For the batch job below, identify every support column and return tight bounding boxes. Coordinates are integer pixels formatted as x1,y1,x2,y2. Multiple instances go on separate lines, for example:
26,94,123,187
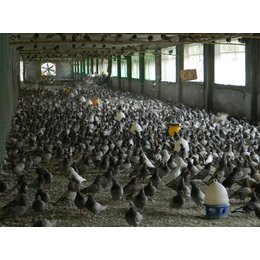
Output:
127,55,132,92
155,44,162,99
117,55,121,90
246,38,258,123
176,44,184,104
139,51,145,94
204,43,214,111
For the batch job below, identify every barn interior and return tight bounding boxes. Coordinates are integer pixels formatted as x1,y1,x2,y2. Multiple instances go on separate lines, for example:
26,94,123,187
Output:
1,4,260,259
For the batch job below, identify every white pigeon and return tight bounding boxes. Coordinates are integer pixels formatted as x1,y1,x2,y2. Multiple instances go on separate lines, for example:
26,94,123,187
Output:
162,149,171,165
174,137,189,158
140,153,155,168
163,158,185,183
66,167,86,187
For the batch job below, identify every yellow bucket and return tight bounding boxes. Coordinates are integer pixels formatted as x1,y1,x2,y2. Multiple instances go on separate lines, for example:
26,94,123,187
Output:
92,98,100,107
169,124,181,137
66,88,71,93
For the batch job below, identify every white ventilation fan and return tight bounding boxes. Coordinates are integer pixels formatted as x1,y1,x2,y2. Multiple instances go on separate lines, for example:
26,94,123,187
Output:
41,62,56,76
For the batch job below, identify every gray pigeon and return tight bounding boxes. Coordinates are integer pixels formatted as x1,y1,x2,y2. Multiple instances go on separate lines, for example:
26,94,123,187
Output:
190,180,205,209
53,179,79,208
144,180,157,202
74,190,87,214
32,195,46,214
0,194,27,222
110,177,124,204
149,169,162,189
85,193,108,219
123,177,137,199
32,218,60,227
0,179,8,196
254,182,260,200
125,202,143,227
169,190,185,215
254,203,260,220
229,178,251,203
191,162,212,181
80,174,102,196
231,192,260,217
133,187,148,212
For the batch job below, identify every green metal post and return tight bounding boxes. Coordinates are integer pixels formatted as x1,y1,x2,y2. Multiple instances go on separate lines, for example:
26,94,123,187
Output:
204,43,214,111
176,44,184,104
139,51,145,94
127,55,131,92
117,55,121,90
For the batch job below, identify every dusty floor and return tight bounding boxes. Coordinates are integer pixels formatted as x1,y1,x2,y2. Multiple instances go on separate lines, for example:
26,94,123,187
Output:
0,157,259,227
1,83,260,227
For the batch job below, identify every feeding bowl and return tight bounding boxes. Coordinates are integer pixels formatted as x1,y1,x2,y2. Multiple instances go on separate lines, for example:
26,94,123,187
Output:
204,179,230,219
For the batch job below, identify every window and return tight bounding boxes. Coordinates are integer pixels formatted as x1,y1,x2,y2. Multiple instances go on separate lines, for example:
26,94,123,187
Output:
161,46,176,82
184,43,203,82
85,59,89,74
93,59,97,74
215,38,245,86
41,62,56,76
20,61,23,81
97,59,108,74
111,58,118,77
132,54,139,79
121,55,127,78
145,50,155,80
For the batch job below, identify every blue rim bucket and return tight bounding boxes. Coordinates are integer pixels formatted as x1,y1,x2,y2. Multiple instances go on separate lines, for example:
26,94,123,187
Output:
204,204,230,219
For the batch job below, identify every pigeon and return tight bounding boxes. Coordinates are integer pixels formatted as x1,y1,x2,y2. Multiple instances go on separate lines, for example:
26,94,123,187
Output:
229,178,251,203
169,190,185,215
187,158,199,177
144,181,157,202
0,194,27,222
191,162,212,181
161,34,172,42
42,167,53,189
149,169,162,189
10,158,24,177
66,167,86,187
60,154,72,176
101,167,113,191
85,193,108,219
125,202,143,227
129,34,137,41
254,182,260,200
53,179,79,208
80,174,102,196
177,177,191,200
78,156,90,175
24,155,33,170
163,158,183,183
74,190,87,214
123,177,137,199
222,167,238,190
32,218,59,227
133,188,148,212
165,167,190,191
0,179,8,196
148,35,153,42
110,177,124,204
190,180,205,209
231,192,260,217
29,167,45,189
138,163,151,181
3,181,27,211
254,203,260,220
32,195,46,214
140,153,155,168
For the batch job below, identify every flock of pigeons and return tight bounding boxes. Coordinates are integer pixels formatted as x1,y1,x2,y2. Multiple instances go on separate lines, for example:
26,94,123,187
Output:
1,78,260,227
